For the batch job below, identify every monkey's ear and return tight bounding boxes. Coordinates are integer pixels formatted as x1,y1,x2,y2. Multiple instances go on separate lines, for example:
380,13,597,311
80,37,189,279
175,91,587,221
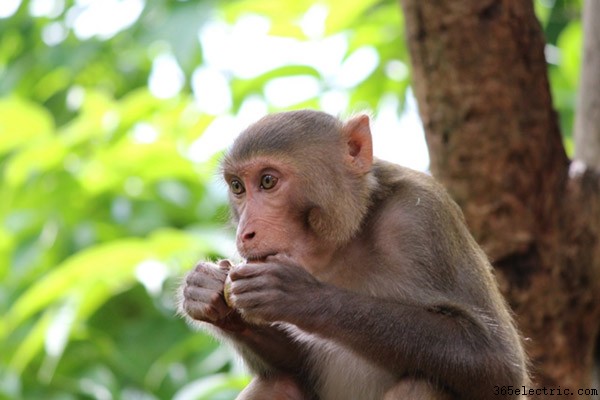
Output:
342,114,373,174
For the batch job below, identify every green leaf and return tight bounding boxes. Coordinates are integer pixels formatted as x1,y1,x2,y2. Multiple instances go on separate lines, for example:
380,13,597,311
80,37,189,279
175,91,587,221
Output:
9,310,53,373
3,239,152,337
2,229,206,349
557,20,582,87
231,65,322,110
4,138,66,186
325,0,382,35
145,334,220,389
221,0,314,25
0,98,54,154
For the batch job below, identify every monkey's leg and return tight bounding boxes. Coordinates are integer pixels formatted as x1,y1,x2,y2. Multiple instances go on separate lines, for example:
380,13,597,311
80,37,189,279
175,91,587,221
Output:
236,375,309,400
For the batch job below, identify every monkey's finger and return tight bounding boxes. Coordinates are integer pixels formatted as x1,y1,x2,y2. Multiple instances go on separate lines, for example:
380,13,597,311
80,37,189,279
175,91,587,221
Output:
184,285,219,302
230,292,264,310
186,268,228,288
184,298,228,323
229,274,275,297
218,259,233,271
184,287,230,316
229,263,266,281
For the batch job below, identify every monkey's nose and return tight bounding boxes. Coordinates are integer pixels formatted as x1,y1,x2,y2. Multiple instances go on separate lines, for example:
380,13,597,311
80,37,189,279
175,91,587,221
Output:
241,231,256,242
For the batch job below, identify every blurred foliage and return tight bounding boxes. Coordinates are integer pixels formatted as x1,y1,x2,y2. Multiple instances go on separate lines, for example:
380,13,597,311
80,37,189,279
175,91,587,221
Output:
0,0,582,399
0,87,244,399
535,0,583,153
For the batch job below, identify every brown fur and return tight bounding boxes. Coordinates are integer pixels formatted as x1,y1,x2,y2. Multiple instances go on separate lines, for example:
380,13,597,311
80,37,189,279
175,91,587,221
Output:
180,110,528,400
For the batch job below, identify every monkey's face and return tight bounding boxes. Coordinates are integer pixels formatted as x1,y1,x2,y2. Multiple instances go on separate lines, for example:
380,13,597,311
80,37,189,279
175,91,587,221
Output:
223,156,326,267
220,111,374,273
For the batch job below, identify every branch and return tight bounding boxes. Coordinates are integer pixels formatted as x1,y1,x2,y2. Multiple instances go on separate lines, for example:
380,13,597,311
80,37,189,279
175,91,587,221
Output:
574,0,600,170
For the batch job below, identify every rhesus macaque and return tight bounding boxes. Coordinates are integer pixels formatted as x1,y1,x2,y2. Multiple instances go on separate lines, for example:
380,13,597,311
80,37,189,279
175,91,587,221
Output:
179,110,528,400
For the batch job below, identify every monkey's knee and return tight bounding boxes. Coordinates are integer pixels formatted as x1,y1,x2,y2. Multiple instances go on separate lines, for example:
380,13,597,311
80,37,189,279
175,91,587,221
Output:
236,375,307,400
383,379,451,400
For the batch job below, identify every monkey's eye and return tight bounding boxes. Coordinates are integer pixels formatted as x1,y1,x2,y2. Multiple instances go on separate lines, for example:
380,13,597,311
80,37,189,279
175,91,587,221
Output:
260,174,278,190
230,179,245,195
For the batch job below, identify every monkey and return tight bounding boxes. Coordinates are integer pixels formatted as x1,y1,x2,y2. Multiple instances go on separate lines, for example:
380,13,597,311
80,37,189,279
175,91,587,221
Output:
179,110,528,400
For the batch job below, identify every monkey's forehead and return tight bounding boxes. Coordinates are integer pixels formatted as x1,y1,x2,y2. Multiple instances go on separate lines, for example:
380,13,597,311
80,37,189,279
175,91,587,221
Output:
221,154,296,176
225,119,342,163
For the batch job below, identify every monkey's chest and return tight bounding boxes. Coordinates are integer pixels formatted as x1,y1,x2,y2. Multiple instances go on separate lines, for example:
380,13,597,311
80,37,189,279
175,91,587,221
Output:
291,328,395,400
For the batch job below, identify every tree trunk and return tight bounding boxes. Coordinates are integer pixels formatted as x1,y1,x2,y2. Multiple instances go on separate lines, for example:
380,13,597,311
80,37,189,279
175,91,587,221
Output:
575,0,600,170
398,0,600,397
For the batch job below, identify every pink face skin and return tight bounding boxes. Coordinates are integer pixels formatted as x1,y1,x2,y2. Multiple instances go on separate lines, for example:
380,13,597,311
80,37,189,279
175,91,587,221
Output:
224,157,336,274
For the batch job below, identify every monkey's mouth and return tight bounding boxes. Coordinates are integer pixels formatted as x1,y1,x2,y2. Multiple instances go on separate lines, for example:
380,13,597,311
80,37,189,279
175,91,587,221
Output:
245,253,277,263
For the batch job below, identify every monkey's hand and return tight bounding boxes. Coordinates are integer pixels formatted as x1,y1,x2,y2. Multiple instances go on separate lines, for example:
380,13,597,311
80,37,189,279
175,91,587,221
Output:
227,255,323,324
181,260,247,332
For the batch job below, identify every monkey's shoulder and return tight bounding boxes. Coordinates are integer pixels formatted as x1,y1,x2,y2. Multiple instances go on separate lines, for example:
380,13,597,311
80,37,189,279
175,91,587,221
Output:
367,160,475,265
371,159,459,215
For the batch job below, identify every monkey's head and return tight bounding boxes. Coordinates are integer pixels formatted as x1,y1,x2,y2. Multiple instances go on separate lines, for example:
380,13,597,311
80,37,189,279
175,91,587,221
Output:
221,110,376,268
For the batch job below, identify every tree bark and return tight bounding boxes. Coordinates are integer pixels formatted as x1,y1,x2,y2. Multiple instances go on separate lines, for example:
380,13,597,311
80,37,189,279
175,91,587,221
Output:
399,0,600,397
574,0,600,170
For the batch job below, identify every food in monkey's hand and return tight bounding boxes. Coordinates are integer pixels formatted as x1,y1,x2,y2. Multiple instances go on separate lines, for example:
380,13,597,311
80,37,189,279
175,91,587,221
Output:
223,274,234,308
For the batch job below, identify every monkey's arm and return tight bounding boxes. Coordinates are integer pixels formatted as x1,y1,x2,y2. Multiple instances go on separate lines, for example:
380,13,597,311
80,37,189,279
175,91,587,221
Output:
214,311,311,376
180,261,311,379
229,262,525,400
306,290,520,400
